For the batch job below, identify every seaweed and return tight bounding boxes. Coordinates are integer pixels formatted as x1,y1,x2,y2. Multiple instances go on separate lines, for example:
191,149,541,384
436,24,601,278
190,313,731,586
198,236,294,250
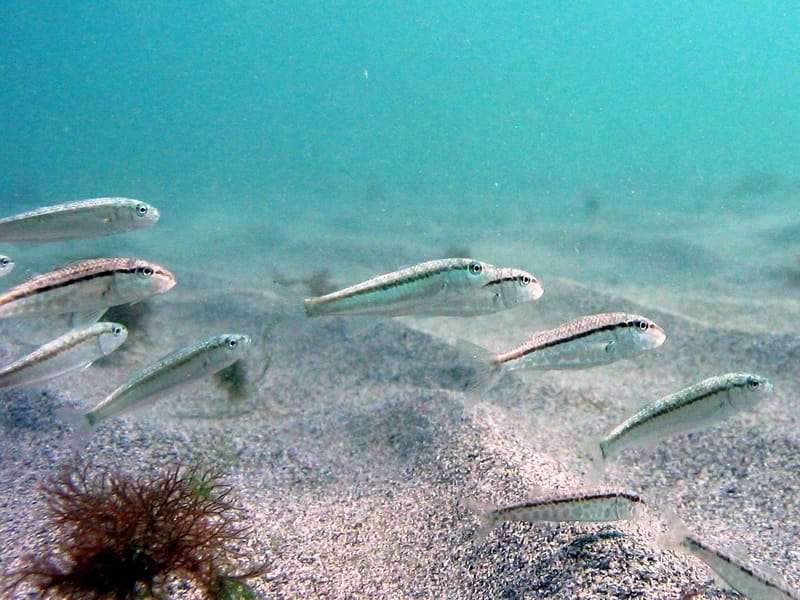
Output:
4,456,266,599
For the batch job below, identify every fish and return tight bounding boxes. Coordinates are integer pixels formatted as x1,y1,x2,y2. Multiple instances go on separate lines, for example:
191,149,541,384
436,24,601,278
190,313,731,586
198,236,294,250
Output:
468,488,645,543
596,373,773,463
462,312,665,391
663,514,799,599
0,322,127,390
303,258,543,317
0,254,13,277
0,198,159,242
81,333,252,428
0,257,176,320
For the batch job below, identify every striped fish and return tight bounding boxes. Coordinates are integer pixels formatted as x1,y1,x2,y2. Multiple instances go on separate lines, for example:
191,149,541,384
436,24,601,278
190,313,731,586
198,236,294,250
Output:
469,488,645,543
0,198,159,242
303,258,543,317
681,534,799,599
82,333,252,427
0,322,127,390
0,254,13,277
463,312,665,391
597,373,772,462
663,515,799,599
0,257,176,319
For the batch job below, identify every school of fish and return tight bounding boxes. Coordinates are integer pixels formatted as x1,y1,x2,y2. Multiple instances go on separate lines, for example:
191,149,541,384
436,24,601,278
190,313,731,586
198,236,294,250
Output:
0,197,792,599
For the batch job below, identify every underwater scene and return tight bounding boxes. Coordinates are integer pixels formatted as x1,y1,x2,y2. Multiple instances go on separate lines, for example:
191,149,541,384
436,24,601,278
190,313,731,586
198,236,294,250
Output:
1,3,799,599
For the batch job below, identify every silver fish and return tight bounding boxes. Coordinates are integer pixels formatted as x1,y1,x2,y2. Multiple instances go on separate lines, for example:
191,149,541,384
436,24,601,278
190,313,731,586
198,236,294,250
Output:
464,312,665,391
0,257,176,319
470,488,645,543
0,254,13,277
303,258,543,317
83,333,252,427
664,516,799,600
0,322,127,390
0,198,159,242
597,373,772,462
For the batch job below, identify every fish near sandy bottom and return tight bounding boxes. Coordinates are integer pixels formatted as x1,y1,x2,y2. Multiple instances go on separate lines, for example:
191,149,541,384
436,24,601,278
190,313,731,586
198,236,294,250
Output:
0,197,159,242
594,372,773,465
462,312,666,391
303,258,543,317
663,515,800,599
469,488,645,544
0,322,127,390
79,333,253,430
0,257,176,320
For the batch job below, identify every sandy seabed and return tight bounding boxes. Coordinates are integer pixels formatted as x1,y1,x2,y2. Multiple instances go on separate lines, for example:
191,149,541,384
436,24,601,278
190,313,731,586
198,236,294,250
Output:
1,191,799,599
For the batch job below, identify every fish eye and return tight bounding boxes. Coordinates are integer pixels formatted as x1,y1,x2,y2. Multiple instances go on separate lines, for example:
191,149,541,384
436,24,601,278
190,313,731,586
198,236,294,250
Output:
469,261,483,275
637,320,649,331
112,326,123,336
519,275,531,286
136,203,149,216
138,266,154,278
226,337,239,349
747,378,760,389
0,258,8,267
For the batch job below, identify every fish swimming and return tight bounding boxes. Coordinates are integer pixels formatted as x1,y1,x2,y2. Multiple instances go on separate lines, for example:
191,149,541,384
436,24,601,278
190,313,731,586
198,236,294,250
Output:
596,373,773,463
0,257,176,319
0,322,127,390
469,488,645,543
303,258,543,317
463,312,665,391
0,254,13,277
0,198,159,242
81,333,252,428
663,514,799,599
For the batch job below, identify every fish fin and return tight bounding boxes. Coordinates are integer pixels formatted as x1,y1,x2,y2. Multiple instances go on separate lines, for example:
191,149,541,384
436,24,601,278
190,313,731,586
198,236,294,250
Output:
455,339,502,399
69,309,106,329
55,405,95,451
603,340,617,356
581,437,608,485
656,508,691,552
462,497,498,546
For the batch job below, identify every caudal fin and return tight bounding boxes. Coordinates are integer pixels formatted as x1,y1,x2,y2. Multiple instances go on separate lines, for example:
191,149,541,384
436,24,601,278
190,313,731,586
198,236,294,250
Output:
462,497,499,546
455,339,502,398
54,406,95,451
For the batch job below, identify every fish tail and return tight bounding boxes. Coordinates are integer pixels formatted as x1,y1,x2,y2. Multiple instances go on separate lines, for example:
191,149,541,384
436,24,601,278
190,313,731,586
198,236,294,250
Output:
455,339,502,397
462,497,498,546
656,508,690,552
55,405,95,451
582,437,608,485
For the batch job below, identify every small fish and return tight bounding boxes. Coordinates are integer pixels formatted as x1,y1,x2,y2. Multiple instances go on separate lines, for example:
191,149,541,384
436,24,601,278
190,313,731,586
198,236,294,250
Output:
0,322,127,390
0,198,159,242
463,312,665,391
469,488,645,543
303,258,543,317
0,257,176,320
82,333,252,428
596,373,773,462
664,514,799,599
0,254,14,277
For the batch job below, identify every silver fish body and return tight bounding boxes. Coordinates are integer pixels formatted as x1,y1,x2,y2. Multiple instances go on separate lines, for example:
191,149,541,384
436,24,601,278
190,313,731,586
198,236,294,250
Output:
0,257,176,319
0,322,127,390
303,258,543,317
85,333,252,426
0,198,159,242
487,489,645,525
681,534,799,599
0,254,13,277
599,373,772,460
494,312,665,372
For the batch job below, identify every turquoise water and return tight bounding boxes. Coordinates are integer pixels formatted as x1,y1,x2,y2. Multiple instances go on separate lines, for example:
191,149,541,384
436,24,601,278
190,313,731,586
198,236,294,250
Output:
2,3,798,211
